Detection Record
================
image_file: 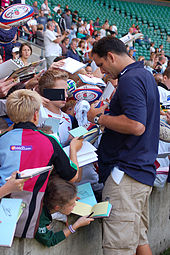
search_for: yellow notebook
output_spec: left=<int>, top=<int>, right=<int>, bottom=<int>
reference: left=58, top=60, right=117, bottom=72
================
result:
left=72, top=201, right=112, bottom=218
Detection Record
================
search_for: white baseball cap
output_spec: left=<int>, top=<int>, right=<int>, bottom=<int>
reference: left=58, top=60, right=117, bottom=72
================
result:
left=12, top=47, right=19, bottom=53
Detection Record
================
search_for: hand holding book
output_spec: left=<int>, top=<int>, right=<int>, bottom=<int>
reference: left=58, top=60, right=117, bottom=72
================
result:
left=5, top=166, right=52, bottom=181
left=0, top=172, right=26, bottom=198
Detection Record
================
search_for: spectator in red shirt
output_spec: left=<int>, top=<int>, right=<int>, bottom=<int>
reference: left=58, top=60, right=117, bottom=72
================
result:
left=87, top=20, right=94, bottom=36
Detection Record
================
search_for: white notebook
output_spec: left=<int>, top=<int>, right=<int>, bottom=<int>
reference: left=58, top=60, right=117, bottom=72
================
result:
left=120, top=33, right=143, bottom=45
left=0, top=59, right=20, bottom=79
left=0, top=198, right=23, bottom=247
left=64, top=141, right=98, bottom=167
left=59, top=57, right=86, bottom=74
left=6, top=166, right=52, bottom=180
left=100, top=81, right=115, bottom=101
left=78, top=74, right=106, bottom=87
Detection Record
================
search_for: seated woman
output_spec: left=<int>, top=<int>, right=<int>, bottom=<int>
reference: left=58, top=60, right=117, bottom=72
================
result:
left=14, top=43, right=32, bottom=67
left=35, top=176, right=94, bottom=247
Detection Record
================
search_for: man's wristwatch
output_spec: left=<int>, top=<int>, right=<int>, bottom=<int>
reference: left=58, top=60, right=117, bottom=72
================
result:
left=94, top=113, right=102, bottom=125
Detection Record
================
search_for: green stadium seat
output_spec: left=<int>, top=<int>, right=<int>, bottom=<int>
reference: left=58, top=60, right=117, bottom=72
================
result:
left=25, top=0, right=169, bottom=54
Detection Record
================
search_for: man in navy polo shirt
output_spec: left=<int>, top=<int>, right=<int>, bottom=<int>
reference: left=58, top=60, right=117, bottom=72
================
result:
left=87, top=36, right=160, bottom=255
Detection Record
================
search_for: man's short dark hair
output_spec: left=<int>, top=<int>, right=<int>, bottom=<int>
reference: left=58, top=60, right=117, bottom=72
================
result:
left=163, top=66, right=170, bottom=79
left=92, top=36, right=128, bottom=58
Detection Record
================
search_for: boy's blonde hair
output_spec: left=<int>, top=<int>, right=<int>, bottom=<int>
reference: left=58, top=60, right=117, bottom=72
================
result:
left=6, top=89, right=42, bottom=124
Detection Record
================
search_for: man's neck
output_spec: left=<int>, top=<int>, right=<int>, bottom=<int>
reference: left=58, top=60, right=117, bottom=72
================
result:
left=118, top=55, right=135, bottom=73
left=45, top=102, right=61, bottom=115
left=165, top=83, right=170, bottom=90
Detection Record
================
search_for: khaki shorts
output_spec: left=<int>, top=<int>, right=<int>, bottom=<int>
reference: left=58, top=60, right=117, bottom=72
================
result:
left=102, top=173, right=152, bottom=255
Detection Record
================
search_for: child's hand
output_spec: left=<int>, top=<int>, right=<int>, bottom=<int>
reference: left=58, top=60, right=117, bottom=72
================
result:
left=0, top=79, right=18, bottom=98
left=5, top=171, right=26, bottom=193
left=73, top=216, right=94, bottom=229
left=70, top=137, right=83, bottom=153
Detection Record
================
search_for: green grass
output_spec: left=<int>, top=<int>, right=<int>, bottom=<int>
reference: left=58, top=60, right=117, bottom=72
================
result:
left=161, top=248, right=170, bottom=255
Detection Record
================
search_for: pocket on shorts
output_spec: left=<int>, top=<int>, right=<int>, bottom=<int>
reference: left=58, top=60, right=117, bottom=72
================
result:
left=103, top=210, right=139, bottom=249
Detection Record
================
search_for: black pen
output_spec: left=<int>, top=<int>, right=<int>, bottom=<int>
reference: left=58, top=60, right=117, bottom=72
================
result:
left=87, top=212, right=94, bottom=218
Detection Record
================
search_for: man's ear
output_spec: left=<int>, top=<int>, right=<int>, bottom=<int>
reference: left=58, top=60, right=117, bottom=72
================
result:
left=163, top=75, right=167, bottom=83
left=107, top=52, right=115, bottom=64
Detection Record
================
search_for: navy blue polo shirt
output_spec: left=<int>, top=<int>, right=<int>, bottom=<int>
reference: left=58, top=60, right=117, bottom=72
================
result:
left=98, top=61, right=160, bottom=186
left=66, top=49, right=81, bottom=62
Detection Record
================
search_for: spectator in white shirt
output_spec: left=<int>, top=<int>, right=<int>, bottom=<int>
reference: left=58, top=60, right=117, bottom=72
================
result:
left=41, top=0, right=50, bottom=18
left=53, top=4, right=61, bottom=13
left=111, top=23, right=118, bottom=34
left=44, top=21, right=69, bottom=68
left=150, top=42, right=155, bottom=53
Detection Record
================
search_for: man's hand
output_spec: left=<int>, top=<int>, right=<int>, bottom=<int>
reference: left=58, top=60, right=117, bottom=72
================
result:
left=87, top=101, right=108, bottom=123
left=0, top=79, right=18, bottom=98
left=64, top=30, right=70, bottom=36
left=49, top=60, right=65, bottom=71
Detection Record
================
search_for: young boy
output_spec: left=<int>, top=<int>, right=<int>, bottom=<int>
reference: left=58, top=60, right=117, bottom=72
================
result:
left=35, top=176, right=94, bottom=247
left=38, top=69, right=72, bottom=146
left=38, top=70, right=103, bottom=201
left=0, top=89, right=82, bottom=238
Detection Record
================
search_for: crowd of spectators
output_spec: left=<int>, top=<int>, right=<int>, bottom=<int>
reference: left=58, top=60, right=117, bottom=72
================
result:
left=0, top=0, right=168, bottom=74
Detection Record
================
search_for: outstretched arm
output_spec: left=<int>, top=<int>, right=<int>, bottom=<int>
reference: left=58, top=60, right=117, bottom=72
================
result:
left=87, top=103, right=145, bottom=136
left=0, top=172, right=26, bottom=198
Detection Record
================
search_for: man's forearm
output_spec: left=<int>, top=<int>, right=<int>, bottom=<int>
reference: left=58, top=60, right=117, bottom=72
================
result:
left=98, top=114, right=145, bottom=136
left=53, top=34, right=66, bottom=44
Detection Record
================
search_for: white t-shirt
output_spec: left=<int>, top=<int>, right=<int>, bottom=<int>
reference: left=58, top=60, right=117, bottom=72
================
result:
left=100, top=28, right=106, bottom=38
left=158, top=86, right=170, bottom=103
left=53, top=6, right=60, bottom=12
left=157, top=140, right=170, bottom=168
left=86, top=24, right=91, bottom=35
left=27, top=19, right=37, bottom=27
left=41, top=3, right=50, bottom=15
left=150, top=46, right=155, bottom=53
left=39, top=106, right=72, bottom=146
left=111, top=25, right=117, bottom=33
left=44, top=29, right=62, bottom=57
